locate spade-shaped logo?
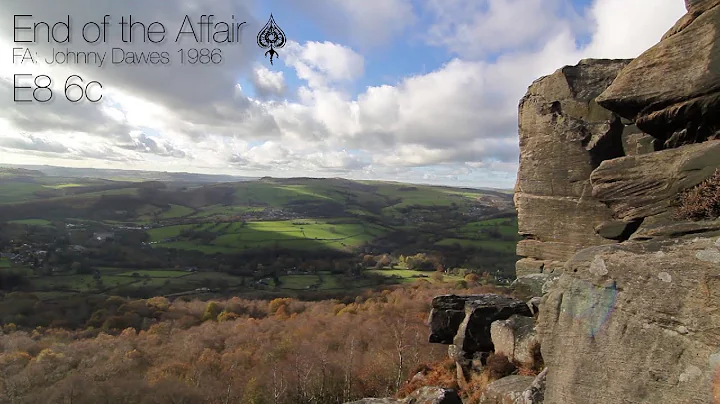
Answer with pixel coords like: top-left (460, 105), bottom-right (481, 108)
top-left (257, 14), bottom-right (286, 65)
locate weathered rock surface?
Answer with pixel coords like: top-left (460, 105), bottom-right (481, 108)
top-left (429, 295), bottom-right (534, 353)
top-left (537, 236), bottom-right (720, 403)
top-left (687, 0), bottom-right (720, 13)
top-left (345, 387), bottom-right (462, 404)
top-left (527, 297), bottom-right (542, 317)
top-left (514, 195), bottom-right (616, 264)
top-left (621, 124), bottom-right (656, 156)
top-left (491, 315), bottom-right (540, 368)
top-left (590, 140), bottom-right (720, 222)
top-left (517, 368), bottom-right (548, 404)
top-left (515, 258), bottom-right (565, 278)
top-left (478, 376), bottom-right (535, 404)
top-left (511, 273), bottom-right (561, 298)
top-left (452, 295), bottom-right (534, 353)
top-left (515, 59), bottom-right (631, 274)
top-left (593, 219), bottom-right (641, 241)
top-left (428, 295), bottom-right (473, 344)
top-left (516, 240), bottom-right (583, 263)
top-left (596, 3), bottom-right (720, 147)
top-left (630, 217), bottom-right (720, 241)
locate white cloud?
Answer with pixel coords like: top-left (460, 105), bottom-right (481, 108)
top-left (284, 41), bottom-right (365, 89)
top-left (583, 0), bottom-right (687, 58)
top-left (424, 0), bottom-right (577, 57)
top-left (251, 66), bottom-right (286, 98)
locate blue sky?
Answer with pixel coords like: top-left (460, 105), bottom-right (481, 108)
top-left (0, 0), bottom-right (686, 188)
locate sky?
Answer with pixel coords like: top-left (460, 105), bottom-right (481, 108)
top-left (0, 0), bottom-right (686, 188)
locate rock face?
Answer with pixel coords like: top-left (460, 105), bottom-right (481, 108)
top-left (514, 59), bottom-right (632, 280)
top-left (538, 237), bottom-right (720, 403)
top-left (596, 1), bottom-right (720, 148)
top-left (429, 295), bottom-right (534, 355)
top-left (687, 0), bottom-right (720, 14)
top-left (512, 2), bottom-right (720, 403)
top-left (630, 218), bottom-right (720, 241)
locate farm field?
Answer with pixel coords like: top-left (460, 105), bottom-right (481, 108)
top-left (146, 219), bottom-right (387, 254)
top-left (367, 269), bottom-right (464, 284)
top-left (8, 219), bottom-right (53, 227)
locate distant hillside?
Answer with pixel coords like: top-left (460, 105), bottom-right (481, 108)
top-left (0, 167), bottom-right (46, 179)
top-left (0, 172), bottom-right (520, 307)
top-left (0, 164), bottom-right (258, 184)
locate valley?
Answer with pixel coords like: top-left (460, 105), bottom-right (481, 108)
top-left (0, 166), bottom-right (519, 329)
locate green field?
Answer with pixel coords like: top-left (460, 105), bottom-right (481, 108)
top-left (458, 217), bottom-right (518, 236)
top-left (146, 219), bottom-right (387, 253)
top-left (117, 270), bottom-right (190, 278)
top-left (0, 183), bottom-right (48, 204)
top-left (277, 274), bottom-right (318, 289)
top-left (437, 217), bottom-right (520, 253)
top-left (367, 269), bottom-right (464, 284)
top-left (42, 183), bottom-right (85, 189)
top-left (374, 184), bottom-right (460, 209)
top-left (147, 225), bottom-right (195, 241)
top-left (8, 219), bottom-right (53, 227)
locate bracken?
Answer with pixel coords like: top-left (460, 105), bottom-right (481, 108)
top-left (676, 169), bottom-right (720, 221)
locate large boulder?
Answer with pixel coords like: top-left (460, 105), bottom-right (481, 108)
top-left (596, 3), bottom-right (720, 147)
top-left (515, 59), bottom-right (631, 274)
top-left (428, 295), bottom-right (473, 344)
top-left (451, 295), bottom-right (534, 353)
top-left (537, 236), bottom-right (720, 403)
top-left (491, 315), bottom-right (540, 368)
top-left (429, 295), bottom-right (533, 353)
